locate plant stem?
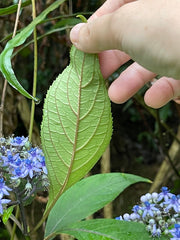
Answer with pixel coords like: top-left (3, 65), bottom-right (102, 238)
top-left (43, 232), bottom-right (57, 240)
top-left (13, 193), bottom-right (25, 235)
top-left (0, 0), bottom-right (22, 138)
top-left (29, 0), bottom-right (38, 142)
top-left (24, 236), bottom-right (31, 240)
top-left (0, 79), bottom-right (7, 137)
top-left (10, 206), bottom-right (20, 240)
top-left (12, 1), bottom-right (23, 38)
top-left (69, 0), bottom-right (73, 15)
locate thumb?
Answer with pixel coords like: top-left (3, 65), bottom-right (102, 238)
top-left (70, 7), bottom-right (131, 53)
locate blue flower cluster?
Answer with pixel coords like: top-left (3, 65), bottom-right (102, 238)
top-left (116, 187), bottom-right (180, 239)
top-left (0, 178), bottom-right (11, 214)
top-left (0, 136), bottom-right (48, 215)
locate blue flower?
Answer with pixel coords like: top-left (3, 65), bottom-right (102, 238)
top-left (11, 167), bottom-right (26, 179)
top-left (39, 156), bottom-right (48, 175)
top-left (14, 158), bottom-right (23, 167)
top-left (0, 193), bottom-right (11, 215)
top-left (130, 213), bottom-right (140, 221)
top-left (169, 224), bottom-right (180, 240)
top-left (151, 224), bottom-right (161, 237)
top-left (132, 205), bottom-right (141, 213)
top-left (142, 201), bottom-right (159, 218)
top-left (1, 150), bottom-right (19, 167)
top-left (157, 187), bottom-right (174, 202)
top-left (0, 138), bottom-right (5, 144)
top-left (131, 205), bottom-right (141, 219)
top-left (164, 195), bottom-right (180, 213)
top-left (0, 178), bottom-right (12, 196)
top-left (24, 159), bottom-right (41, 178)
top-left (28, 147), bottom-right (42, 160)
top-left (28, 148), bottom-right (48, 175)
top-left (10, 136), bottom-right (28, 147)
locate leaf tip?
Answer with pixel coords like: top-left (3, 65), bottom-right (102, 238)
top-left (76, 15), bottom-right (87, 23)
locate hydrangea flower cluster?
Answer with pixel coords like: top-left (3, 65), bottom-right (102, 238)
top-left (116, 187), bottom-right (180, 239)
top-left (0, 136), bottom-right (48, 215)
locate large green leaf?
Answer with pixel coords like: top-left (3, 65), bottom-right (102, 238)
top-left (0, 0), bottom-right (66, 101)
top-left (60, 219), bottom-right (169, 240)
top-left (41, 46), bottom-right (112, 211)
top-left (44, 173), bottom-right (150, 238)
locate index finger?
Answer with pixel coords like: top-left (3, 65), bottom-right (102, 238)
top-left (89, 0), bottom-right (137, 20)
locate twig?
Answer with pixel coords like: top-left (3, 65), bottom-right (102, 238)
top-left (12, 1), bottom-right (23, 38)
top-left (69, 0), bottom-right (73, 15)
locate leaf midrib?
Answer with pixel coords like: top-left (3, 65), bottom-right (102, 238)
top-left (62, 227), bottom-right (120, 240)
top-left (64, 48), bottom-right (86, 186)
top-left (48, 49), bottom-right (87, 206)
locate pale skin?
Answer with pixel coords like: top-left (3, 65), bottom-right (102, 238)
top-left (70, 0), bottom-right (180, 108)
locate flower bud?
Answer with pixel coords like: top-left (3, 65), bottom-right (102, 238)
top-left (25, 182), bottom-right (32, 195)
top-left (149, 219), bottom-right (155, 225)
top-left (123, 213), bottom-right (130, 221)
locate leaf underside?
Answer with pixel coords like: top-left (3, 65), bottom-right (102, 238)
top-left (41, 46), bottom-right (112, 210)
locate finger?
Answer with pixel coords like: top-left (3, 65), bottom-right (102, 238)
top-left (70, 3), bottom-right (136, 52)
top-left (89, 0), bottom-right (136, 20)
top-left (108, 62), bottom-right (156, 104)
top-left (99, 50), bottom-right (130, 79)
top-left (144, 77), bottom-right (180, 108)
top-left (174, 97), bottom-right (180, 105)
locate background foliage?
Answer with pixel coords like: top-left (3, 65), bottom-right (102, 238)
top-left (0, 0), bottom-right (180, 239)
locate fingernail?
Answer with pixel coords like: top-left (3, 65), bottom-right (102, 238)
top-left (70, 23), bottom-right (85, 44)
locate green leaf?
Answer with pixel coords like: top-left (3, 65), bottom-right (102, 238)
top-left (0, 17), bottom-right (80, 44)
top-left (0, 0), bottom-right (31, 16)
top-left (61, 219), bottom-right (169, 240)
top-left (2, 206), bottom-right (14, 224)
top-left (76, 15), bottom-right (87, 23)
top-left (44, 173), bottom-right (150, 238)
top-left (0, 0), bottom-right (66, 101)
top-left (41, 46), bottom-right (112, 210)
top-left (52, 17), bottom-right (81, 29)
top-left (61, 219), bottom-right (152, 240)
top-left (13, 18), bottom-right (81, 57)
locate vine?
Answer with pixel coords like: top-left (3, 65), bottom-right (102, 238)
top-left (29, 0), bottom-right (38, 142)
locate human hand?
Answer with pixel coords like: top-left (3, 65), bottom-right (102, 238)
top-left (70, 0), bottom-right (180, 108)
